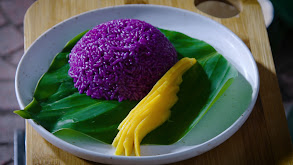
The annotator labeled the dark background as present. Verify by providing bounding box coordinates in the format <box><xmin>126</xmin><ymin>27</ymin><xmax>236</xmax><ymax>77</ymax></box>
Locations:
<box><xmin>268</xmin><ymin>0</ymin><xmax>293</xmax><ymax>141</ymax></box>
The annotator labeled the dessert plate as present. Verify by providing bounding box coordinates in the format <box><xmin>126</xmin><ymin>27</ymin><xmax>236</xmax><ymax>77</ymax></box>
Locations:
<box><xmin>16</xmin><ymin>4</ymin><xmax>259</xmax><ymax>165</ymax></box>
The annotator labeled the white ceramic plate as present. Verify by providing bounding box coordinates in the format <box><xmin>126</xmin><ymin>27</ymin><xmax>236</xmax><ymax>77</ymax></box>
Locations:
<box><xmin>16</xmin><ymin>4</ymin><xmax>259</xmax><ymax>165</ymax></box>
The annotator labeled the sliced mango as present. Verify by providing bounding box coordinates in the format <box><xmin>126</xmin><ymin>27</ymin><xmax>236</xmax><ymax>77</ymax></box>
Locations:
<box><xmin>112</xmin><ymin>57</ymin><xmax>196</xmax><ymax>156</ymax></box>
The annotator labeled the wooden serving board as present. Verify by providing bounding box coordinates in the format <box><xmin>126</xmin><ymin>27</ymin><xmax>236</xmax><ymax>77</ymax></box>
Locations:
<box><xmin>24</xmin><ymin>0</ymin><xmax>292</xmax><ymax>164</ymax></box>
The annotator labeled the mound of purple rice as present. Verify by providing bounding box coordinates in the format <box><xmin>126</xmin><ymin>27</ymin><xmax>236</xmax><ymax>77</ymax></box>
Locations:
<box><xmin>68</xmin><ymin>19</ymin><xmax>177</xmax><ymax>101</ymax></box>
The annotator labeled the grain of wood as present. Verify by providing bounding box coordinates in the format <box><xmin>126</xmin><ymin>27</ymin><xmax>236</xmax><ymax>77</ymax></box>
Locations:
<box><xmin>24</xmin><ymin>0</ymin><xmax>292</xmax><ymax>164</ymax></box>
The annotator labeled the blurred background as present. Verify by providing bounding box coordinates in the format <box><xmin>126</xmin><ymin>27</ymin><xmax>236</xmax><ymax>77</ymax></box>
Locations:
<box><xmin>0</xmin><ymin>0</ymin><xmax>36</xmax><ymax>164</ymax></box>
<box><xmin>0</xmin><ymin>0</ymin><xmax>292</xmax><ymax>164</ymax></box>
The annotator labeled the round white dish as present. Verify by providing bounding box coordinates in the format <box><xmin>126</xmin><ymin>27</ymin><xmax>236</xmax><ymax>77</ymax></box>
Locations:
<box><xmin>15</xmin><ymin>4</ymin><xmax>259</xmax><ymax>165</ymax></box>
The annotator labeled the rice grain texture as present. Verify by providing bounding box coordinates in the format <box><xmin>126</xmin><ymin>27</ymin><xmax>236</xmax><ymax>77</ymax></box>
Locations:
<box><xmin>68</xmin><ymin>19</ymin><xmax>177</xmax><ymax>101</ymax></box>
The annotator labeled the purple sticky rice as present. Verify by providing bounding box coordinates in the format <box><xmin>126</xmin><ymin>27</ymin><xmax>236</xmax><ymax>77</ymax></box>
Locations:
<box><xmin>68</xmin><ymin>19</ymin><xmax>177</xmax><ymax>101</ymax></box>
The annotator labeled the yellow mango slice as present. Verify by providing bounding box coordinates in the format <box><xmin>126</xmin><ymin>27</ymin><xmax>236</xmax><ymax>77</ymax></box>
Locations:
<box><xmin>112</xmin><ymin>57</ymin><xmax>196</xmax><ymax>156</ymax></box>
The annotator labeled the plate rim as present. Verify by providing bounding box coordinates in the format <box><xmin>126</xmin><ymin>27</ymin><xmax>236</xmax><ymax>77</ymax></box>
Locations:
<box><xmin>16</xmin><ymin>4</ymin><xmax>260</xmax><ymax>164</ymax></box>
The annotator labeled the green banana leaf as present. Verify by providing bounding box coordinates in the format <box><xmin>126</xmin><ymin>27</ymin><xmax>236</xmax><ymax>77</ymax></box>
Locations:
<box><xmin>14</xmin><ymin>28</ymin><xmax>238</xmax><ymax>145</ymax></box>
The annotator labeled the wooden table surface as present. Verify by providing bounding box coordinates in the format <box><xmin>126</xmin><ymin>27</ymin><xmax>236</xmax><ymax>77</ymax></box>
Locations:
<box><xmin>24</xmin><ymin>0</ymin><xmax>292</xmax><ymax>164</ymax></box>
